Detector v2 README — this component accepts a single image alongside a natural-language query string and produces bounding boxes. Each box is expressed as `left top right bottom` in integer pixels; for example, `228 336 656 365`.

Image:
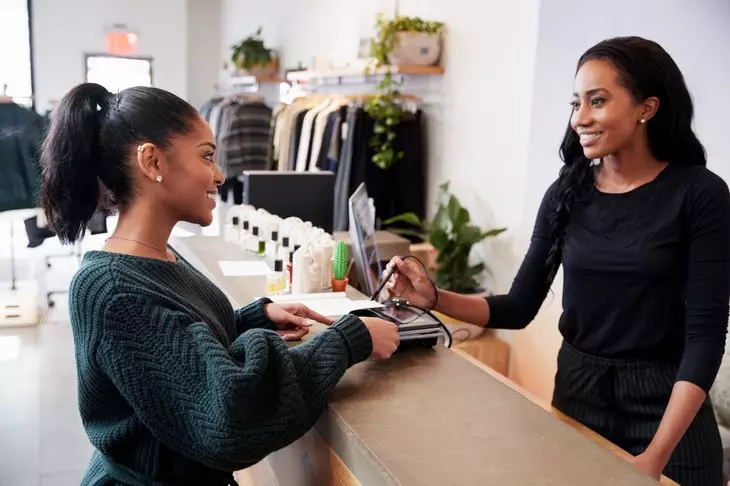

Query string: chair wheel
48 300 55 308
46 263 51 268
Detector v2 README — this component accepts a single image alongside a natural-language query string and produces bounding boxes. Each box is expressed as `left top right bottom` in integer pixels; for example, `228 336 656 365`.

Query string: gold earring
156 175 163 183
137 145 144 152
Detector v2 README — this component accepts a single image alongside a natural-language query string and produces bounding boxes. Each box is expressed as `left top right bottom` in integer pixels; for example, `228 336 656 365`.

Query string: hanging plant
364 14 445 170
364 73 405 170
230 27 275 75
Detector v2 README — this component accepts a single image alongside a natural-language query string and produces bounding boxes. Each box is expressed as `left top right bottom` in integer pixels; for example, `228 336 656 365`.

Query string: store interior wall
221 0 542 350
31 0 189 113
24 0 730 402
187 0 222 110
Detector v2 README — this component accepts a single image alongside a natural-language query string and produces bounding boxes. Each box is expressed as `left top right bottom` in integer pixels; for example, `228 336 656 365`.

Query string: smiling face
570 59 656 160
143 116 224 227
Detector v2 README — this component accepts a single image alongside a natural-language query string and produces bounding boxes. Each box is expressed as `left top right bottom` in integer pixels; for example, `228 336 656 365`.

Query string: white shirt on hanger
294 99 333 172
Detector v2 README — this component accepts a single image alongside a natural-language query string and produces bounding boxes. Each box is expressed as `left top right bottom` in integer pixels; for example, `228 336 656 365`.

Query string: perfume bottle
256 227 266 255
266 229 279 260
266 259 287 296
239 219 250 245
224 216 240 243
244 226 261 254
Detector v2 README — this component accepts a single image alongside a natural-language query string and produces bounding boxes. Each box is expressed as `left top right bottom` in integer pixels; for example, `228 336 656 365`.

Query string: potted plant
332 240 349 292
370 14 445 67
230 27 278 78
382 182 507 294
364 14 445 171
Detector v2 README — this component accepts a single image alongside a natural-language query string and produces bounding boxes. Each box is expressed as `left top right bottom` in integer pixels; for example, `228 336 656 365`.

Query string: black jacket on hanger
0 102 45 212
333 107 426 236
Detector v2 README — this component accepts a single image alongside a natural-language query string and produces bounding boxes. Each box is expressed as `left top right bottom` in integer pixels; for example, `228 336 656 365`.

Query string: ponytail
40 83 111 244
39 83 200 244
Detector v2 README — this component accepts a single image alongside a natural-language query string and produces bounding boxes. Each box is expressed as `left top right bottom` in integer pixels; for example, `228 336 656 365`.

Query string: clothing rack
200 92 274 204
0 96 46 326
268 90 427 233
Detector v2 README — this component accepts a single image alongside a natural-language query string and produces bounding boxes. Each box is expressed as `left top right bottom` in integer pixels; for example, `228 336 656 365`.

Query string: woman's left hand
630 451 666 480
264 303 334 341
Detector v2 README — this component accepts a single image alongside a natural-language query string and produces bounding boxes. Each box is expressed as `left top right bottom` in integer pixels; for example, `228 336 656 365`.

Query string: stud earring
137 145 144 152
640 119 646 124
156 175 163 183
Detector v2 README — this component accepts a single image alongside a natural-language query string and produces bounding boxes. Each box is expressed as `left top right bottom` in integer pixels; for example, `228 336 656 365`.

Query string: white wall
187 0 222 109
511 0 730 401
221 0 541 294
32 0 189 113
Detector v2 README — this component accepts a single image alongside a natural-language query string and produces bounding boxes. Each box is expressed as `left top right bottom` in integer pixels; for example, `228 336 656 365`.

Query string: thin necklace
106 236 168 253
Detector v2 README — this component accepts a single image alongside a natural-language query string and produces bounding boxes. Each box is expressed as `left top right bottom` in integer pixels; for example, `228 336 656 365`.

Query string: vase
247 56 278 78
332 278 348 292
387 32 442 66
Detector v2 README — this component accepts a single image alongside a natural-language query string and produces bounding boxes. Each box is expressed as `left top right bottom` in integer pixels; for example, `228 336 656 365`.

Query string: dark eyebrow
198 141 217 151
572 88 609 97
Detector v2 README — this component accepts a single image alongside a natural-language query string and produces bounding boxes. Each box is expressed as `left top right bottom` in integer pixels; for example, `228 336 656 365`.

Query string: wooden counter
171 234 672 486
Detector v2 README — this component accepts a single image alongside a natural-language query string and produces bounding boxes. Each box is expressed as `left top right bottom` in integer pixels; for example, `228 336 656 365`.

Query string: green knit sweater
70 250 373 486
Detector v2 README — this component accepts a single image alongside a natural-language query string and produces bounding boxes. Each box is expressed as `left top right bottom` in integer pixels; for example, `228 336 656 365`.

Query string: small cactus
333 240 348 281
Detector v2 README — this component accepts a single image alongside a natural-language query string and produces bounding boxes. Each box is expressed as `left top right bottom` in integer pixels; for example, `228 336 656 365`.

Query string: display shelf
228 74 285 85
286 64 444 84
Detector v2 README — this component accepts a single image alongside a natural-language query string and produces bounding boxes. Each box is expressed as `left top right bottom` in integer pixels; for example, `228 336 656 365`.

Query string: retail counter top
170 234 665 486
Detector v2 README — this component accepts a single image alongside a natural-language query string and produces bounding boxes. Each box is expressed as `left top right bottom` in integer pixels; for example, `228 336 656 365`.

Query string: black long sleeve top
487 164 730 392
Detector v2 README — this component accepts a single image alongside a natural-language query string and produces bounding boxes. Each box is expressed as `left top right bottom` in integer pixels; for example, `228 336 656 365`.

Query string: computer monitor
348 183 384 296
241 171 335 233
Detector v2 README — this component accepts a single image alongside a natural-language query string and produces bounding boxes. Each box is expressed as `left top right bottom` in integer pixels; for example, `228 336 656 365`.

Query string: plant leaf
466 263 485 276
483 227 508 238
430 228 449 250
458 225 487 246
386 228 427 241
381 212 423 227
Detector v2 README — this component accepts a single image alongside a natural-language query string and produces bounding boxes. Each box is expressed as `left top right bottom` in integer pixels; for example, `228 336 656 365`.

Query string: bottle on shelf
266 259 287 296
256 227 266 255
288 244 301 290
224 216 240 243
266 229 279 260
243 225 261 254
239 218 251 244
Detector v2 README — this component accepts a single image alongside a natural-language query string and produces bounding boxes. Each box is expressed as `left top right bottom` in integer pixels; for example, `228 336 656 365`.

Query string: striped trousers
552 341 724 486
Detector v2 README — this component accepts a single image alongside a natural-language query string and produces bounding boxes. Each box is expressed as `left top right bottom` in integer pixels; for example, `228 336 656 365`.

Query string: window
85 54 153 94
0 0 33 107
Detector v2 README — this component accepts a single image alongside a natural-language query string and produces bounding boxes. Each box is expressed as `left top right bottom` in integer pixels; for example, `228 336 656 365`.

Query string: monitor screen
348 183 384 296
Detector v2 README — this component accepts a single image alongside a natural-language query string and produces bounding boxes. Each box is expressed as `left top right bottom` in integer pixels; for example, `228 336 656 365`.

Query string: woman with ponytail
40 83 399 485
387 36 730 485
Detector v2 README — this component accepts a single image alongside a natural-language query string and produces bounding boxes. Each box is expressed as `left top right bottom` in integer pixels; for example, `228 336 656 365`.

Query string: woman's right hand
384 257 438 310
360 317 400 359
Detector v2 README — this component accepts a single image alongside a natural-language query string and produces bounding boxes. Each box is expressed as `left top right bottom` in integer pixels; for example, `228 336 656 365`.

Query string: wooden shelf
286 64 444 83
226 75 284 85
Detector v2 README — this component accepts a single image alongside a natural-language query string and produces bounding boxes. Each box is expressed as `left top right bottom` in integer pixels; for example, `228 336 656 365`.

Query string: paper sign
271 293 382 317
218 261 270 277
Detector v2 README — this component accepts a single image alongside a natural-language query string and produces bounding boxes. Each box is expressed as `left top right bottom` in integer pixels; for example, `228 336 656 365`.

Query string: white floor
0 214 98 485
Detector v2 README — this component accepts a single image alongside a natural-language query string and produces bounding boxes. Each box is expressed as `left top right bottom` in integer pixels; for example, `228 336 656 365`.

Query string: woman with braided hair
386 36 730 485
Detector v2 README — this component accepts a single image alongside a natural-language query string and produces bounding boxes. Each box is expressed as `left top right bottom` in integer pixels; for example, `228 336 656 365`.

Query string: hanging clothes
265 95 427 235
0 101 45 212
200 95 273 203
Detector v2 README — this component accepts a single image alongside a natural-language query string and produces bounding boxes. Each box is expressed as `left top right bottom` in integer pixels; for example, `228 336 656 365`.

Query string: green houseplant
230 27 277 77
332 240 349 292
364 14 445 170
383 182 507 294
